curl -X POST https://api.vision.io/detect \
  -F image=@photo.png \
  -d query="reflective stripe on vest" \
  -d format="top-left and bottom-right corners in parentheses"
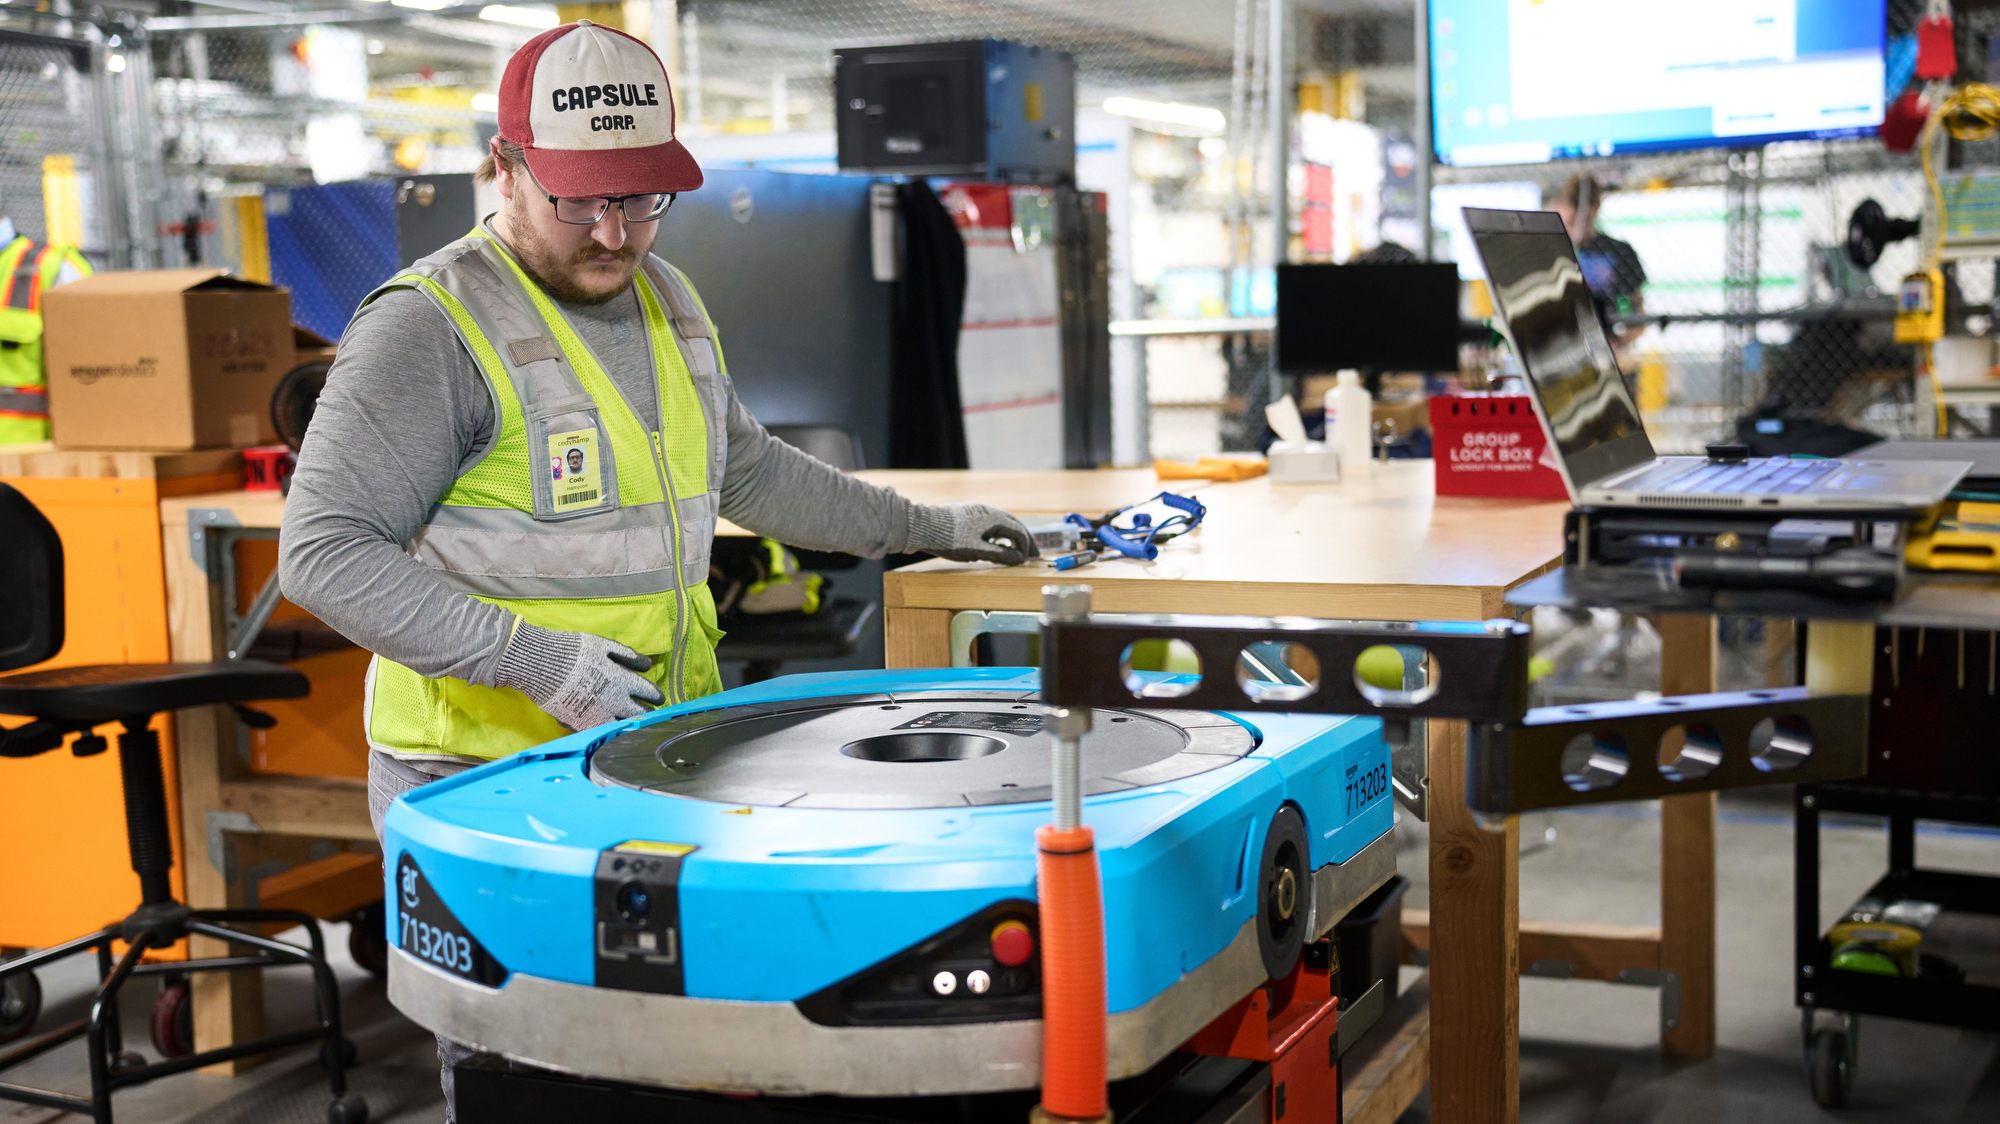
top-left (0, 385), bottom-right (48, 417)
top-left (1, 239), bottom-right (34, 310)
top-left (358, 229), bottom-right (731, 761)
top-left (0, 239), bottom-right (90, 428)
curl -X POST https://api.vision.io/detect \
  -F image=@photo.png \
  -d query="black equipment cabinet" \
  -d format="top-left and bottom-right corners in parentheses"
top-left (1794, 623), bottom-right (2000, 1108)
top-left (835, 39), bottom-right (1075, 183)
top-left (396, 173), bottom-right (478, 267)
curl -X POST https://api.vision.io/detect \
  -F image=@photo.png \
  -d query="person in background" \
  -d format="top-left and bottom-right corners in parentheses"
top-left (0, 202), bottom-right (92, 445)
top-left (1550, 174), bottom-right (1647, 355)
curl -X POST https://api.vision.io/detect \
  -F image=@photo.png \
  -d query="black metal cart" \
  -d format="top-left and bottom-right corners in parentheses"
top-left (1795, 623), bottom-right (2000, 1107)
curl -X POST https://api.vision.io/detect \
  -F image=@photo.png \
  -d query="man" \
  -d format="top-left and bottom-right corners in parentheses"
top-left (280, 22), bottom-right (1035, 1113)
top-left (0, 205), bottom-right (92, 445)
top-left (1549, 174), bottom-right (1647, 354)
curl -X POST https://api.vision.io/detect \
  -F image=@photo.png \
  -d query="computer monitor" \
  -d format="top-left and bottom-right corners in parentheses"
top-left (1274, 263), bottom-right (1460, 374)
top-left (1463, 208), bottom-right (1655, 491)
top-left (1428, 0), bottom-right (1886, 167)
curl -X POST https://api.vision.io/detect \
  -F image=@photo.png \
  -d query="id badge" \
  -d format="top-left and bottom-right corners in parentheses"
top-left (531, 406), bottom-right (618, 520)
top-left (548, 428), bottom-right (606, 511)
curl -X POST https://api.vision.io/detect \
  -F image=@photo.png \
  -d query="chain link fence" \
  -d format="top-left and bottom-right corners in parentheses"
top-left (679, 0), bottom-right (1235, 136)
top-left (0, 29), bottom-right (119, 265)
top-left (2, 1), bottom-right (1977, 455)
top-left (1438, 141), bottom-right (1940, 455)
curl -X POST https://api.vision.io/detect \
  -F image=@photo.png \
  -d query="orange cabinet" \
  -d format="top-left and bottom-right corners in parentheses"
top-left (0, 448), bottom-right (239, 952)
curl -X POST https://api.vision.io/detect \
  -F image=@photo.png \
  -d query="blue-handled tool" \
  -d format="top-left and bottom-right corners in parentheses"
top-left (1051, 550), bottom-right (1098, 571)
top-left (1068, 492), bottom-right (1207, 561)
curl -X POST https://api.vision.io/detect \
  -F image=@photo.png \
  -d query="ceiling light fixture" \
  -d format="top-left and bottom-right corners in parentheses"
top-left (1102, 96), bottom-right (1226, 134)
top-left (479, 5), bottom-right (558, 28)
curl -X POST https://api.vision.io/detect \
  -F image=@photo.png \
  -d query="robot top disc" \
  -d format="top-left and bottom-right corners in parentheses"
top-left (588, 691), bottom-right (1256, 809)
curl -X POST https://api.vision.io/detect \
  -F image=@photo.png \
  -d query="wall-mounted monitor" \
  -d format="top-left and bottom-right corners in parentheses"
top-left (1429, 0), bottom-right (1887, 167)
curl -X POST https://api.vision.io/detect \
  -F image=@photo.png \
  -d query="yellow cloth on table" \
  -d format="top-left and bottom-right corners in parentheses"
top-left (1154, 457), bottom-right (1267, 483)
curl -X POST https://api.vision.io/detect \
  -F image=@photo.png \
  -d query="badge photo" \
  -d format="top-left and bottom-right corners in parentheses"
top-left (548, 428), bottom-right (605, 510)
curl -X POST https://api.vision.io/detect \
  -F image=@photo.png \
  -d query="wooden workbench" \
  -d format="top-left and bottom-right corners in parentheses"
top-left (153, 465), bottom-right (1716, 1107)
top-left (155, 488), bottom-right (378, 1067)
top-left (876, 462), bottom-right (1718, 1124)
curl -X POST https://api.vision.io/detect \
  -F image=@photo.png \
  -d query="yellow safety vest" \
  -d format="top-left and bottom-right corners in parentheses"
top-left (362, 229), bottom-right (731, 763)
top-left (0, 236), bottom-right (92, 446)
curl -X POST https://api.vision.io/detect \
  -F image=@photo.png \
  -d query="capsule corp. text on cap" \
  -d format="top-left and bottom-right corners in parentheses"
top-left (496, 18), bottom-right (704, 197)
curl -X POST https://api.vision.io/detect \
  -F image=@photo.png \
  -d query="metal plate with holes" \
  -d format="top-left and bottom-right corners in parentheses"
top-left (1039, 613), bottom-right (1532, 720)
top-left (590, 692), bottom-right (1256, 809)
top-left (1465, 687), bottom-right (1870, 814)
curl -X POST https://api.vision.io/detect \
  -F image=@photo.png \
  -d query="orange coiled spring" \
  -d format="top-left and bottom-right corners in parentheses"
top-left (1035, 823), bottom-right (1108, 1123)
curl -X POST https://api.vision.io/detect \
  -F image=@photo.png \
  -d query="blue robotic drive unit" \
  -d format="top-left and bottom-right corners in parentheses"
top-left (383, 667), bottom-right (1394, 1096)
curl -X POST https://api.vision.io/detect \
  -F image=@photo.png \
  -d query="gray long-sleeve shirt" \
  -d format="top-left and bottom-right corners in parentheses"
top-left (279, 235), bottom-right (915, 688)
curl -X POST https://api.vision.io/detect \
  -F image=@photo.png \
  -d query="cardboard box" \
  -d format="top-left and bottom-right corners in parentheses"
top-left (42, 269), bottom-right (294, 450)
top-left (1428, 393), bottom-right (1568, 498)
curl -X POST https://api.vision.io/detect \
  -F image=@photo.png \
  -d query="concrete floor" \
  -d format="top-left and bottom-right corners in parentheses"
top-left (1396, 787), bottom-right (2000, 1123)
top-left (2, 921), bottom-right (443, 1124)
top-left (8, 787), bottom-right (1999, 1123)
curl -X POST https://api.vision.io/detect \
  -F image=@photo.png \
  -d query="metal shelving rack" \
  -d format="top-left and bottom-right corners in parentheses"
top-left (1794, 623), bottom-right (2000, 1108)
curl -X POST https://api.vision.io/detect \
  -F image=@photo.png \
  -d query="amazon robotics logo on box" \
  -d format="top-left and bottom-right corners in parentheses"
top-left (69, 357), bottom-right (159, 385)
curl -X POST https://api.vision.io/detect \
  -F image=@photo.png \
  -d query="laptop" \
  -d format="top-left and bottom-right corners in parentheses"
top-left (1464, 207), bottom-right (1970, 511)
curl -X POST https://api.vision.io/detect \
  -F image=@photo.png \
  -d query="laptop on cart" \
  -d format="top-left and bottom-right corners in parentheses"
top-left (1463, 207), bottom-right (1969, 511)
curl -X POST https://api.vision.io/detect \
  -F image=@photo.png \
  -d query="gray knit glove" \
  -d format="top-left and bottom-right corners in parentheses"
top-left (906, 503), bottom-right (1040, 565)
top-left (495, 622), bottom-right (664, 732)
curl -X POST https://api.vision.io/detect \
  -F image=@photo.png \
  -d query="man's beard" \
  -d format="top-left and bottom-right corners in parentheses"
top-left (505, 192), bottom-right (640, 306)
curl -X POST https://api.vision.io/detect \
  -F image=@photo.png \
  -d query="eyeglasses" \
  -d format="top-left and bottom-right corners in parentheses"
top-left (521, 163), bottom-right (673, 225)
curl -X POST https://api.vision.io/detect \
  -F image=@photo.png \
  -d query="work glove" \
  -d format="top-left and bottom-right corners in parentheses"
top-left (495, 622), bottom-right (664, 732)
top-left (907, 502), bottom-right (1040, 566)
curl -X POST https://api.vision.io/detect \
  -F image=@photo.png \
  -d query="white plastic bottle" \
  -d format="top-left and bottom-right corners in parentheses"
top-left (1326, 369), bottom-right (1373, 478)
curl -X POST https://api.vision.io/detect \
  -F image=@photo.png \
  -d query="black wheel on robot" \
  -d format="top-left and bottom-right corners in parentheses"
top-left (348, 900), bottom-right (389, 978)
top-left (1256, 803), bottom-right (1313, 981)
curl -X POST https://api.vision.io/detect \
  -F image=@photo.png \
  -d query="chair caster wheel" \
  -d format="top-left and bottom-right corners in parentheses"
top-left (151, 981), bottom-right (194, 1057)
top-left (327, 1092), bottom-right (369, 1124)
top-left (0, 969), bottom-right (41, 1044)
top-left (110, 1050), bottom-right (146, 1075)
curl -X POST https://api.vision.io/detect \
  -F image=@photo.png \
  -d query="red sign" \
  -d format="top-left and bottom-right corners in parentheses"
top-left (1428, 394), bottom-right (1568, 498)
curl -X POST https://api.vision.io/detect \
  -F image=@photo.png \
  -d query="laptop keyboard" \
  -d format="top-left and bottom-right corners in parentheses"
top-left (1652, 457), bottom-right (1839, 496)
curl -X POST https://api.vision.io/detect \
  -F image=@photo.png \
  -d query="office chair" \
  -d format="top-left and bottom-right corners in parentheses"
top-left (0, 483), bottom-right (366, 1124)
top-left (716, 426), bottom-right (881, 684)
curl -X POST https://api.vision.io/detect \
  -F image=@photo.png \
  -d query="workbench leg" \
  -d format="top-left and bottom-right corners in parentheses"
top-left (1427, 716), bottom-right (1519, 1124)
top-left (177, 704), bottom-right (268, 1075)
top-left (884, 607), bottom-right (954, 669)
top-left (1657, 615), bottom-right (1717, 1059)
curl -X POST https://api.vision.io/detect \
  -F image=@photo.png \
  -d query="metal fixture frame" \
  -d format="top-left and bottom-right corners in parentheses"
top-left (1035, 596), bottom-right (1870, 815)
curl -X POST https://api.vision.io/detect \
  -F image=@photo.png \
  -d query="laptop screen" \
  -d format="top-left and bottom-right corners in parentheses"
top-left (1464, 208), bottom-right (1655, 491)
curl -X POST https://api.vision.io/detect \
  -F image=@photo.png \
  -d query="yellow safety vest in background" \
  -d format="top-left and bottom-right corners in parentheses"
top-left (361, 229), bottom-right (732, 764)
top-left (0, 237), bottom-right (92, 446)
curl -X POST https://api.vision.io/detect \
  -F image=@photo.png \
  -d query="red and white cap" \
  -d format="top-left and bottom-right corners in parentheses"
top-left (498, 20), bottom-right (702, 198)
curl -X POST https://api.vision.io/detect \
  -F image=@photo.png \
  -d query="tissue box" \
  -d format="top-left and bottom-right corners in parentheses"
top-left (1268, 440), bottom-right (1340, 484)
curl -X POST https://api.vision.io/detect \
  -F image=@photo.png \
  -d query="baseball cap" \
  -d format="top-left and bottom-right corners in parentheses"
top-left (497, 20), bottom-right (703, 198)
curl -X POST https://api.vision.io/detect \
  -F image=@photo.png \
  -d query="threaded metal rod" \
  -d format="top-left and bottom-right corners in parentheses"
top-left (1052, 732), bottom-right (1081, 831)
